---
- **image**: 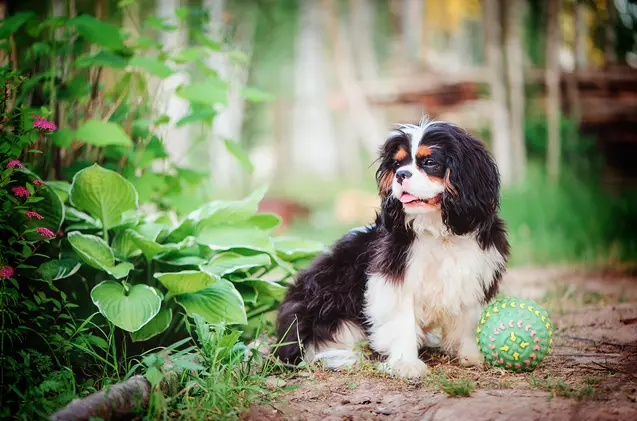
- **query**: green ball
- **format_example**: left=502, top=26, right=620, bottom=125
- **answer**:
left=476, top=296, right=553, bottom=372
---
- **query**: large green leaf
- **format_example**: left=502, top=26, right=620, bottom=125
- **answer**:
left=157, top=255, right=207, bottom=267
left=67, top=232, right=133, bottom=279
left=237, top=278, right=286, bottom=301
left=33, top=259, right=81, bottom=282
left=154, top=270, right=217, bottom=296
left=46, top=180, right=71, bottom=203
left=196, top=225, right=274, bottom=254
left=126, top=229, right=169, bottom=261
left=128, top=56, right=174, bottom=78
left=273, top=236, right=325, bottom=261
left=175, top=279, right=246, bottom=325
left=68, top=15, right=124, bottom=50
left=130, top=307, right=172, bottom=342
left=91, top=282, right=162, bottom=332
left=65, top=207, right=102, bottom=227
left=193, top=185, right=268, bottom=231
left=75, top=119, right=133, bottom=147
left=164, top=219, right=195, bottom=244
left=200, top=252, right=271, bottom=277
left=112, top=230, right=142, bottom=259
left=70, top=164, right=138, bottom=232
left=14, top=169, right=65, bottom=241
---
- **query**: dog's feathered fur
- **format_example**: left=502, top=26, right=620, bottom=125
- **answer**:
left=275, top=120, right=510, bottom=377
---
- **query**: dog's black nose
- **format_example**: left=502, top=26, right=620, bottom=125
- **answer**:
left=395, top=169, right=412, bottom=184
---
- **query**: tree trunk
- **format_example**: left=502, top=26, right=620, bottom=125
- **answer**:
left=204, top=0, right=257, bottom=191
left=574, top=1, right=587, bottom=70
left=402, top=0, right=424, bottom=65
left=567, top=0, right=584, bottom=126
left=604, top=0, right=617, bottom=66
left=505, top=0, right=526, bottom=183
left=546, top=0, right=561, bottom=181
left=483, top=0, right=513, bottom=187
left=155, top=0, right=192, bottom=170
left=291, top=0, right=338, bottom=177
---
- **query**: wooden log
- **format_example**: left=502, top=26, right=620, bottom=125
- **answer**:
left=49, top=375, right=151, bottom=421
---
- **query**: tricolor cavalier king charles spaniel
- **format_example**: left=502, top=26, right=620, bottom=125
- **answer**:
left=275, top=119, right=510, bottom=378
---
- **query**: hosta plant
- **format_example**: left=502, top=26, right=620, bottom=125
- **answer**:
left=46, top=163, right=324, bottom=342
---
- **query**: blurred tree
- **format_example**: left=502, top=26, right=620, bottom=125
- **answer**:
left=546, top=0, right=562, bottom=181
left=483, top=0, right=513, bottom=186
left=291, top=0, right=338, bottom=177
left=505, top=0, right=527, bottom=182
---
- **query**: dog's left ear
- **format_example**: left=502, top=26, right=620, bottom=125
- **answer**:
left=441, top=128, right=500, bottom=235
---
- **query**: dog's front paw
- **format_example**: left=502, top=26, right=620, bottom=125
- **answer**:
left=457, top=343, right=485, bottom=367
left=379, top=358, right=429, bottom=379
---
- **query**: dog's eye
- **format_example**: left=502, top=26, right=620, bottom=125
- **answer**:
left=423, top=158, right=437, bottom=167
left=393, top=160, right=402, bottom=168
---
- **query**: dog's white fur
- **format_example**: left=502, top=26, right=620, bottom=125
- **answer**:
left=307, top=120, right=506, bottom=378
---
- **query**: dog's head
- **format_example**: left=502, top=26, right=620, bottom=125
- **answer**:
left=376, top=120, right=500, bottom=235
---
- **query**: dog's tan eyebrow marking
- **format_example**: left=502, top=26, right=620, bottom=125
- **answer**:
left=394, top=147, right=408, bottom=161
left=416, top=145, right=432, bottom=158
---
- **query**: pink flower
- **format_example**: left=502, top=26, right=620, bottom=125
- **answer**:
left=25, top=211, right=44, bottom=220
left=0, top=265, right=15, bottom=279
left=33, top=180, right=45, bottom=186
left=12, top=186, right=30, bottom=197
left=36, top=227, right=56, bottom=239
left=33, top=115, right=56, bottom=132
left=6, top=160, right=23, bottom=169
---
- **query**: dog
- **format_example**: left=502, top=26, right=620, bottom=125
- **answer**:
left=275, top=119, right=510, bottom=378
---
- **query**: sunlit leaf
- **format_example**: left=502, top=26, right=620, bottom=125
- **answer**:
left=128, top=56, right=173, bottom=78
left=70, top=164, right=138, bottom=231
left=223, top=139, right=253, bottom=173
left=273, top=236, right=325, bottom=261
left=199, top=252, right=271, bottom=277
left=176, top=79, right=228, bottom=106
left=75, top=120, right=133, bottom=147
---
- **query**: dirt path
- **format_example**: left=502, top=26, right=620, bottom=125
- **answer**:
left=249, top=266, right=637, bottom=421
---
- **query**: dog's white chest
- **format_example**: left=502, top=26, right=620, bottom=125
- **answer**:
left=404, top=233, right=501, bottom=326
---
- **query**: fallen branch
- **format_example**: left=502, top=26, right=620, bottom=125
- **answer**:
left=591, top=361, right=637, bottom=379
left=553, top=352, right=621, bottom=358
left=49, top=375, right=150, bottom=421
left=50, top=355, right=187, bottom=421
left=557, top=334, right=633, bottom=348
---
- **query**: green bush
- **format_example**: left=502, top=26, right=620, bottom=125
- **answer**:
left=501, top=163, right=637, bottom=266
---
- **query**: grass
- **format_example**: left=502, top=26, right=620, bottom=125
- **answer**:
left=438, top=375, right=476, bottom=397
left=528, top=375, right=596, bottom=400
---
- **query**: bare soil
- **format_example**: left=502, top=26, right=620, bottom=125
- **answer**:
left=248, top=266, right=637, bottom=421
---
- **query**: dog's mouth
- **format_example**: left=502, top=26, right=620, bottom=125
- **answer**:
left=400, top=192, right=442, bottom=206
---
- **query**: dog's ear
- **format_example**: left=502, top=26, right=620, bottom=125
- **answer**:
left=376, top=166, right=394, bottom=199
left=441, top=129, right=500, bottom=235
